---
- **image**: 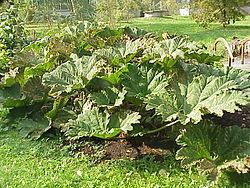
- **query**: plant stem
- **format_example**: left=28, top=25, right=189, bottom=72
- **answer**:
left=144, top=120, right=180, bottom=135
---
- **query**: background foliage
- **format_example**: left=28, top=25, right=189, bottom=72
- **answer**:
left=191, top=0, right=250, bottom=27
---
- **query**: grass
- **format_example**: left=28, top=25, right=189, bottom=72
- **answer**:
left=124, top=16, right=250, bottom=48
left=0, top=130, right=249, bottom=188
left=26, top=16, right=250, bottom=48
left=0, top=131, right=206, bottom=188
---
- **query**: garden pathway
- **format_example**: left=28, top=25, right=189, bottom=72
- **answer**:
left=227, top=58, right=250, bottom=72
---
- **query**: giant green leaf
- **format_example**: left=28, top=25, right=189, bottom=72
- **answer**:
left=94, top=40, right=140, bottom=65
left=65, top=107, right=141, bottom=139
left=0, top=83, right=26, bottom=108
left=143, top=38, right=186, bottom=67
left=180, top=63, right=250, bottom=90
left=187, top=52, right=223, bottom=64
left=46, top=97, right=69, bottom=121
left=52, top=107, right=77, bottom=129
left=122, top=63, right=168, bottom=100
left=17, top=117, right=51, bottom=140
left=123, top=26, right=154, bottom=39
left=102, top=65, right=128, bottom=85
left=90, top=87, right=127, bottom=108
left=24, top=60, right=56, bottom=78
left=65, top=107, right=111, bottom=139
left=153, top=39, right=185, bottom=61
left=42, top=55, right=101, bottom=94
left=22, top=77, right=49, bottom=101
left=108, top=111, right=141, bottom=133
left=176, top=120, right=250, bottom=182
left=146, top=93, right=179, bottom=122
left=4, top=105, right=36, bottom=126
left=146, top=75, right=249, bottom=125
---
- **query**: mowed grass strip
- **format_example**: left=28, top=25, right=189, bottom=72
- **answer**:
left=0, top=130, right=207, bottom=188
left=125, top=16, right=250, bottom=48
left=1, top=130, right=249, bottom=188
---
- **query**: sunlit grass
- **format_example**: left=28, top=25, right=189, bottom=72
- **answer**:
left=1, top=130, right=249, bottom=187
left=125, top=16, right=250, bottom=48
left=0, top=131, right=208, bottom=188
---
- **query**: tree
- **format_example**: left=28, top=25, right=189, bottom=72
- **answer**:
left=0, top=0, right=14, bottom=7
left=191, top=0, right=250, bottom=27
left=94, top=0, right=140, bottom=26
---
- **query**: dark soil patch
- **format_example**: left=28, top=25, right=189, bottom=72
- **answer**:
left=73, top=135, right=174, bottom=161
left=209, top=105, right=250, bottom=128
left=104, top=139, right=139, bottom=159
left=103, top=136, right=173, bottom=160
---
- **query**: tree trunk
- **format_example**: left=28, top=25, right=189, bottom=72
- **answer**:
left=70, top=0, right=76, bottom=14
left=222, top=0, right=227, bottom=27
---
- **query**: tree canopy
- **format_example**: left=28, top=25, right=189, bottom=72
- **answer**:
left=192, top=0, right=250, bottom=27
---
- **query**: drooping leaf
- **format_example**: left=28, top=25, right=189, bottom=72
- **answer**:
left=24, top=60, right=56, bottom=78
left=3, top=105, right=35, bottom=126
left=154, top=39, right=185, bottom=61
left=122, top=63, right=168, bottom=100
left=176, top=120, right=250, bottom=182
left=146, top=93, right=179, bottom=122
left=187, top=52, right=223, bottom=64
left=123, top=26, right=154, bottom=39
left=0, top=83, right=26, bottom=108
left=17, top=117, right=51, bottom=140
left=102, top=65, right=128, bottom=85
left=143, top=38, right=186, bottom=67
left=65, top=107, right=110, bottom=139
left=52, top=107, right=77, bottom=129
left=42, top=55, right=101, bottom=94
left=46, top=97, right=69, bottom=121
left=180, top=63, right=250, bottom=90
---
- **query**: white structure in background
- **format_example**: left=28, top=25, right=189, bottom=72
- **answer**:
left=178, top=0, right=191, bottom=16
left=179, top=8, right=190, bottom=16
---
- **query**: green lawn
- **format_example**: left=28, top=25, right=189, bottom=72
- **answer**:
left=0, top=131, right=208, bottom=188
left=2, top=130, right=248, bottom=188
left=125, top=16, right=250, bottom=48
left=26, top=16, right=250, bottom=49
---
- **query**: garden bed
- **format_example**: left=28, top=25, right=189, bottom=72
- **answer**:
left=72, top=105, right=250, bottom=161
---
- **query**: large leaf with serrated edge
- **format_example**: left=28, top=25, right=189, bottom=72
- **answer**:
left=179, top=63, right=250, bottom=90
left=22, top=77, right=49, bottom=101
left=122, top=63, right=168, bottom=100
left=146, top=74, right=249, bottom=125
left=176, top=120, right=250, bottom=182
left=17, top=116, right=51, bottom=140
left=94, top=39, right=140, bottom=66
left=90, top=87, right=126, bottom=108
left=0, top=83, right=26, bottom=108
left=65, top=107, right=141, bottom=139
left=42, top=55, right=101, bottom=94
